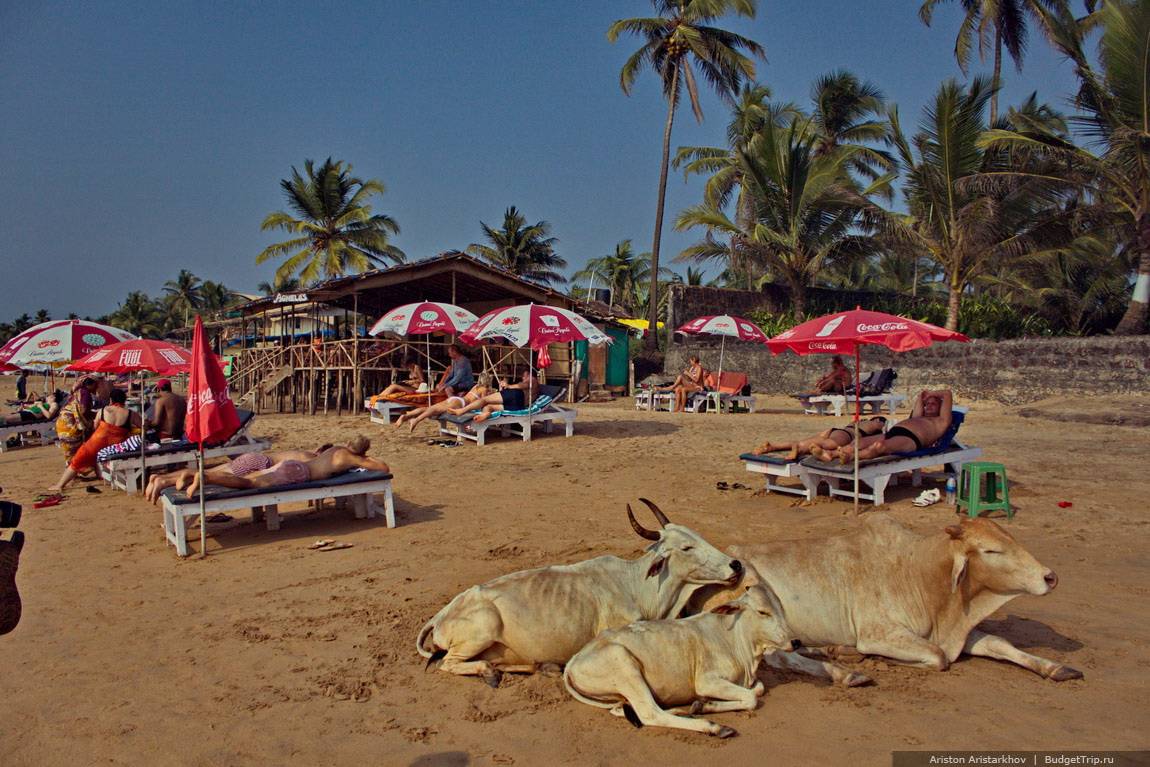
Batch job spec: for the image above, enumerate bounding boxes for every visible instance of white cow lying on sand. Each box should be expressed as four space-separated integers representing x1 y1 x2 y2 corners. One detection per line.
417 499 744 687
696 516 1083 685
564 584 799 738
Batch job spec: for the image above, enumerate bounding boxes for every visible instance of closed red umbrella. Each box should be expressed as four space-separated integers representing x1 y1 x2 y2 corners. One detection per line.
767 308 970 513
185 316 241 555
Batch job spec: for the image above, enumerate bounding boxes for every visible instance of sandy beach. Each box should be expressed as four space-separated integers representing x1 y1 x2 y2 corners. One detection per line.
2 389 1148 766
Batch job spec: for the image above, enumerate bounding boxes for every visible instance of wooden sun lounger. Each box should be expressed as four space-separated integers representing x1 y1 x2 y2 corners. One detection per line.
798 442 983 506
437 385 574 446
798 392 906 417
159 469 395 557
740 453 816 500
0 419 56 452
368 400 412 425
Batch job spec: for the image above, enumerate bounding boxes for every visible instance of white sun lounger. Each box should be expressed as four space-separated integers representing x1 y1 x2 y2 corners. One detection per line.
159 469 395 557
368 399 412 425
0 419 56 452
438 385 574 446
798 392 906 417
740 453 817 500
98 409 267 494
634 389 673 411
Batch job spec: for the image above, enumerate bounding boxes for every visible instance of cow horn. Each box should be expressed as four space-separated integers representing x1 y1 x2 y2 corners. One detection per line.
627 504 660 541
639 498 671 528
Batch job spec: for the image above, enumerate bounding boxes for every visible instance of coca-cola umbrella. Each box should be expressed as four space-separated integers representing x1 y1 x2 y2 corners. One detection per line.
0 320 137 370
676 315 769 391
459 303 611 380
767 307 969 513
185 316 241 556
368 301 479 402
67 338 204 489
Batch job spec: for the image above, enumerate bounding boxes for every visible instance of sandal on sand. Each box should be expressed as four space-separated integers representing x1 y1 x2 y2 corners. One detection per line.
716 481 730 491
913 489 942 507
316 542 353 552
33 495 64 509
205 513 232 524
85 486 102 495
307 539 335 550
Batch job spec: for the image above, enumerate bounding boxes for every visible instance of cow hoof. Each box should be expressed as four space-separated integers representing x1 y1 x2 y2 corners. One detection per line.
483 669 503 688
842 672 873 688
538 663 562 678
689 700 705 716
715 726 738 739
1049 665 1084 682
751 681 766 697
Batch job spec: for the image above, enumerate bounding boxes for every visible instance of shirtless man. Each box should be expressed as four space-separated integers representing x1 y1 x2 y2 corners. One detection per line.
448 369 538 423
145 442 334 503
810 389 953 464
752 416 888 460
183 436 389 499
148 379 186 440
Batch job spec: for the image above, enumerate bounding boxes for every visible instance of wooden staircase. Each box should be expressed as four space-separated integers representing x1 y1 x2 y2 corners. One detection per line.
236 364 294 409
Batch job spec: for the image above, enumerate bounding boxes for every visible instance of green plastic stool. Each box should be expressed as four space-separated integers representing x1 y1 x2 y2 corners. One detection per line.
957 462 1012 519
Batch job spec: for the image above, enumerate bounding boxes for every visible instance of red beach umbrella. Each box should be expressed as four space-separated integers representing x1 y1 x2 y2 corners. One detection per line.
0 320 136 370
65 338 198 375
459 303 611 380
677 314 769 388
766 308 970 513
369 302 479 403
185 316 241 555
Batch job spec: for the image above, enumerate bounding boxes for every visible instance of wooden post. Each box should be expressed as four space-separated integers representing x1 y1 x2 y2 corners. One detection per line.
353 292 361 411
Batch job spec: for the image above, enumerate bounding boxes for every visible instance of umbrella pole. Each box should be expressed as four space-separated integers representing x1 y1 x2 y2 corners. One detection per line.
198 443 207 557
717 336 725 414
426 336 432 405
853 346 861 516
139 372 146 493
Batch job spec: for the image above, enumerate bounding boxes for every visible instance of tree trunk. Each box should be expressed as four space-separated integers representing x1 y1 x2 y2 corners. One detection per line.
1115 211 1150 334
644 66 680 351
790 276 807 320
946 281 961 331
990 27 1002 125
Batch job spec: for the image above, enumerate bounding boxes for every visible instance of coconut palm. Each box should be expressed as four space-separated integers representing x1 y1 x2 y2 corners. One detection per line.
919 0 1071 123
976 0 1150 333
108 292 164 337
467 206 567 286
162 269 202 328
809 71 896 186
257 275 303 295
200 281 237 314
609 0 765 349
677 117 889 318
572 240 669 313
257 158 404 286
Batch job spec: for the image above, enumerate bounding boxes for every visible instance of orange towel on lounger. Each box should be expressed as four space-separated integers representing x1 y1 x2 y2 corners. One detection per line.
369 391 447 408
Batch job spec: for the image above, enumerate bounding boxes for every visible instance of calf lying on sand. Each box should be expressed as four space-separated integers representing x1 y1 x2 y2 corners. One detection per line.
417 499 743 687
564 585 798 738
694 516 1083 685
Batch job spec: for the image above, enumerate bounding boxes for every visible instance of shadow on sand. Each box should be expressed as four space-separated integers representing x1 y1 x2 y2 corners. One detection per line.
977 615 1084 653
410 753 470 767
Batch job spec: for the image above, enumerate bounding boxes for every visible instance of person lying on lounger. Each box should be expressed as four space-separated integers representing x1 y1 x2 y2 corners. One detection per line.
374 358 426 399
751 416 888 460
3 391 65 426
446 369 538 423
810 389 953 464
145 441 345 503
394 382 491 433
182 436 389 499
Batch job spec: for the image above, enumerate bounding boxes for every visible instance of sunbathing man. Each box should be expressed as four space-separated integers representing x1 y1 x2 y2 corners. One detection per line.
395 382 491 433
182 436 389 499
447 368 538 423
145 442 336 503
810 389 954 464
147 379 186 440
752 416 888 460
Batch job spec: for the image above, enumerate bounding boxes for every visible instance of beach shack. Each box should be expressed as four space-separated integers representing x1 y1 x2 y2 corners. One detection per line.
228 252 627 414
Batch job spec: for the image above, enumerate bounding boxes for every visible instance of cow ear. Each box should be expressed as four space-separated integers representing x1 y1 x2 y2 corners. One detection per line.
945 524 964 540
710 602 742 615
950 552 968 594
646 556 667 579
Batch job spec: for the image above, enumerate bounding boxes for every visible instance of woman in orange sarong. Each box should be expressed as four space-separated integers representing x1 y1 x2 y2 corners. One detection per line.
48 389 141 494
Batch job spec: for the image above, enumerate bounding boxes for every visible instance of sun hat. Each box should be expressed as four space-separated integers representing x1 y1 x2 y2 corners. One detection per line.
416 382 430 393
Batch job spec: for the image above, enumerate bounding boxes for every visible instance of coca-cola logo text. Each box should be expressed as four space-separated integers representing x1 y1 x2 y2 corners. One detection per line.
857 322 909 333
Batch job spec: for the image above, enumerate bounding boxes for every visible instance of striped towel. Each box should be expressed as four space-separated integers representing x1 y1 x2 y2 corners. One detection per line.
97 435 146 462
487 395 554 420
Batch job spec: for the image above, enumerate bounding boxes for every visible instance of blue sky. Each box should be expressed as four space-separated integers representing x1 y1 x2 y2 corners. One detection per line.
0 1 1082 319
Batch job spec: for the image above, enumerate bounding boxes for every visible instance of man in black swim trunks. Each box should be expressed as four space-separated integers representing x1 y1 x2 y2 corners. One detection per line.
811 389 953 464
447 368 538 423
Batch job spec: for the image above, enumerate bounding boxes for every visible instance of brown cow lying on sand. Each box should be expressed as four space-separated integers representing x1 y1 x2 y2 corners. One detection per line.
694 516 1083 685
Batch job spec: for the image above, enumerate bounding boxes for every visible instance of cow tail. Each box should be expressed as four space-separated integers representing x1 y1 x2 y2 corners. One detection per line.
415 587 473 659
562 663 617 711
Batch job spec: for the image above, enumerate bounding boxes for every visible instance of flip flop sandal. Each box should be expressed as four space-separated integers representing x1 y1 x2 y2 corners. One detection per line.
307 539 335 550
205 513 232 523
316 542 353 552
716 481 731 491
33 495 64 509
913 489 942 507
85 486 102 495
732 483 749 490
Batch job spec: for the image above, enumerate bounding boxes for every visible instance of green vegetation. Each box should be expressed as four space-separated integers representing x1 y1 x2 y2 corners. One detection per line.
467 207 568 287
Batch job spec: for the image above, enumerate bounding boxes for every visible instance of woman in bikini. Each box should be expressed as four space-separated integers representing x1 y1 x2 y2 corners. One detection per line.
659 356 708 413
373 358 426 400
447 369 538 423
4 391 65 426
752 416 888 460
395 382 491 433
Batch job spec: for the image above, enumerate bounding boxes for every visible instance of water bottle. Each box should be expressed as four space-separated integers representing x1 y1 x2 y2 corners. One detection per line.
945 476 957 505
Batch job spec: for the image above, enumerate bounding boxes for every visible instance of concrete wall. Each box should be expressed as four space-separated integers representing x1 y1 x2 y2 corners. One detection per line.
664 335 1150 405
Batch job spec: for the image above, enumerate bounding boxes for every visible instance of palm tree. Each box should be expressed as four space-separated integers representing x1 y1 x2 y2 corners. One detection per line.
808 71 896 186
34 309 50 324
257 275 303 295
677 117 888 317
467 206 567 286
257 158 404 285
886 79 1069 329
162 269 202 328
609 0 765 349
919 0 1071 123
572 240 667 313
108 292 163 337
977 0 1150 333
200 281 237 314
